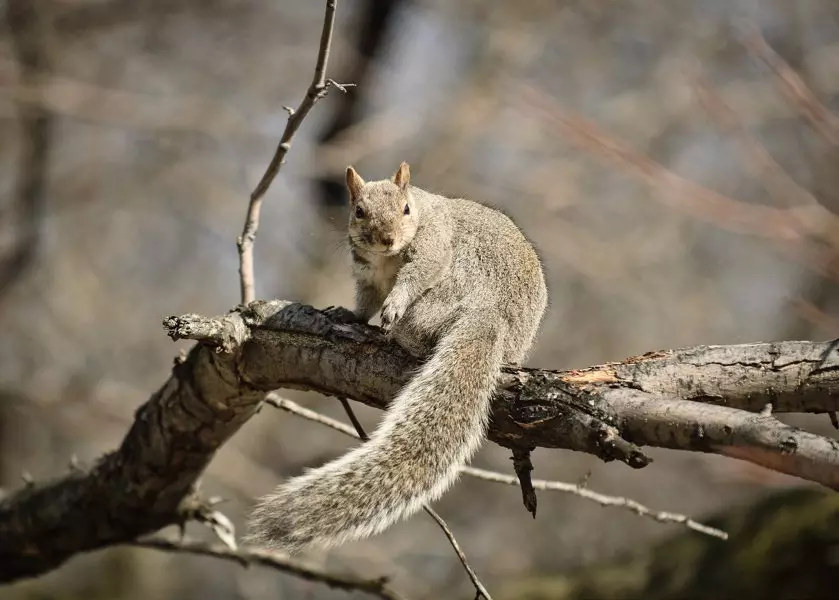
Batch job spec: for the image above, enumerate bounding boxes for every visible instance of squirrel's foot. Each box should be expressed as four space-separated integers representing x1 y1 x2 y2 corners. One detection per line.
381 288 409 332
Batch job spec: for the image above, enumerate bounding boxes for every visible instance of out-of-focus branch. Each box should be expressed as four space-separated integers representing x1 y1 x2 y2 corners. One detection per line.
518 85 811 241
134 537 407 600
692 71 839 246
743 27 839 150
518 83 839 281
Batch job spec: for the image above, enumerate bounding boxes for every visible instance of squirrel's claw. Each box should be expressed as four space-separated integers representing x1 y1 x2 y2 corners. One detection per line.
381 288 409 332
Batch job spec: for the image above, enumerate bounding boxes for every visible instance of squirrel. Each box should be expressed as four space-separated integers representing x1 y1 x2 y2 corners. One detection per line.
246 162 548 552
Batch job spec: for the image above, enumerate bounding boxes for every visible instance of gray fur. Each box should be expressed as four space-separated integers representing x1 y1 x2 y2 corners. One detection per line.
246 162 547 552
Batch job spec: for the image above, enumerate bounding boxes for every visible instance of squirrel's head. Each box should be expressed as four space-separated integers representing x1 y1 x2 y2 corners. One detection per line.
345 162 418 256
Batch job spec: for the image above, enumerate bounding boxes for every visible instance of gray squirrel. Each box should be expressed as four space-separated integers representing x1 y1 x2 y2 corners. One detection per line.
247 162 548 552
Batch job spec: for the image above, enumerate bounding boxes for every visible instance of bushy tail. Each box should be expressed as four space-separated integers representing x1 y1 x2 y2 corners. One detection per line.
246 311 505 552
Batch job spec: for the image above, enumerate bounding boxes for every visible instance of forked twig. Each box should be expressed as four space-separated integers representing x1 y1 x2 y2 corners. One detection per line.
237 0 348 304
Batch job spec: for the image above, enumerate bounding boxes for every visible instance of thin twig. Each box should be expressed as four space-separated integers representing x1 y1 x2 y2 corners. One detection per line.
334 396 494 600
237 0 344 304
268 393 728 540
133 537 406 600
421 505 493 600
459 467 728 540
265 394 359 438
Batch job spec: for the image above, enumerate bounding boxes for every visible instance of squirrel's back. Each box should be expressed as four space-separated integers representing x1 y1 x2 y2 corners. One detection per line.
394 189 546 362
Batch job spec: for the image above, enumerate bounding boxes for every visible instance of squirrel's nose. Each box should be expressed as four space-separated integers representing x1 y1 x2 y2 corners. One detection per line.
380 235 395 247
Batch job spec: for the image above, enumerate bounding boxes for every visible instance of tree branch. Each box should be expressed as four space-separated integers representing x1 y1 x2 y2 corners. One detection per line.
0 336 264 582
237 0 346 304
742 26 839 150
2 300 837 583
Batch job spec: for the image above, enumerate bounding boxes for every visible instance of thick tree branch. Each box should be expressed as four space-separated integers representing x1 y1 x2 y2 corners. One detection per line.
0 339 264 582
2 300 838 583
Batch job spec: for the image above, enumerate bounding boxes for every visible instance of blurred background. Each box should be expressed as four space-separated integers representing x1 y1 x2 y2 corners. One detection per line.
2 0 839 598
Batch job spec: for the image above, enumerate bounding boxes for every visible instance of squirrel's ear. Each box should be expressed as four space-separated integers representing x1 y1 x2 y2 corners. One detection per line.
393 162 410 191
346 166 365 200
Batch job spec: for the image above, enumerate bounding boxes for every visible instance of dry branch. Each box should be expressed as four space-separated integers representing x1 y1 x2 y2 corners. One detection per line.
2 300 838 583
0 337 263 582
237 0 346 304
134 537 406 600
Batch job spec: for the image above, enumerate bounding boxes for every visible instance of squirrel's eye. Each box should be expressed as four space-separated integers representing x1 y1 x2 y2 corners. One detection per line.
354 205 365 219
403 204 410 215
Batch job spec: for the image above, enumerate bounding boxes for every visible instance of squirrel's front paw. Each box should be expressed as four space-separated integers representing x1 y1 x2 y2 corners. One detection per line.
380 290 409 332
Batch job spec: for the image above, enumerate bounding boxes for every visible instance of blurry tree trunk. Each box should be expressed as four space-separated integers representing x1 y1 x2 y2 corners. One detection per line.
1 0 52 300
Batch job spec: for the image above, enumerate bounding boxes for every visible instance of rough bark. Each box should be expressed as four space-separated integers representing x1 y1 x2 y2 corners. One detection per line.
1 300 838 583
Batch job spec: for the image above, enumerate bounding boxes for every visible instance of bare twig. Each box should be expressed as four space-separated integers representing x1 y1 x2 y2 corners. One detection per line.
459 467 728 540
265 393 358 438
421 506 493 600
269 393 728 540
335 396 494 600
133 537 406 600
237 0 344 304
